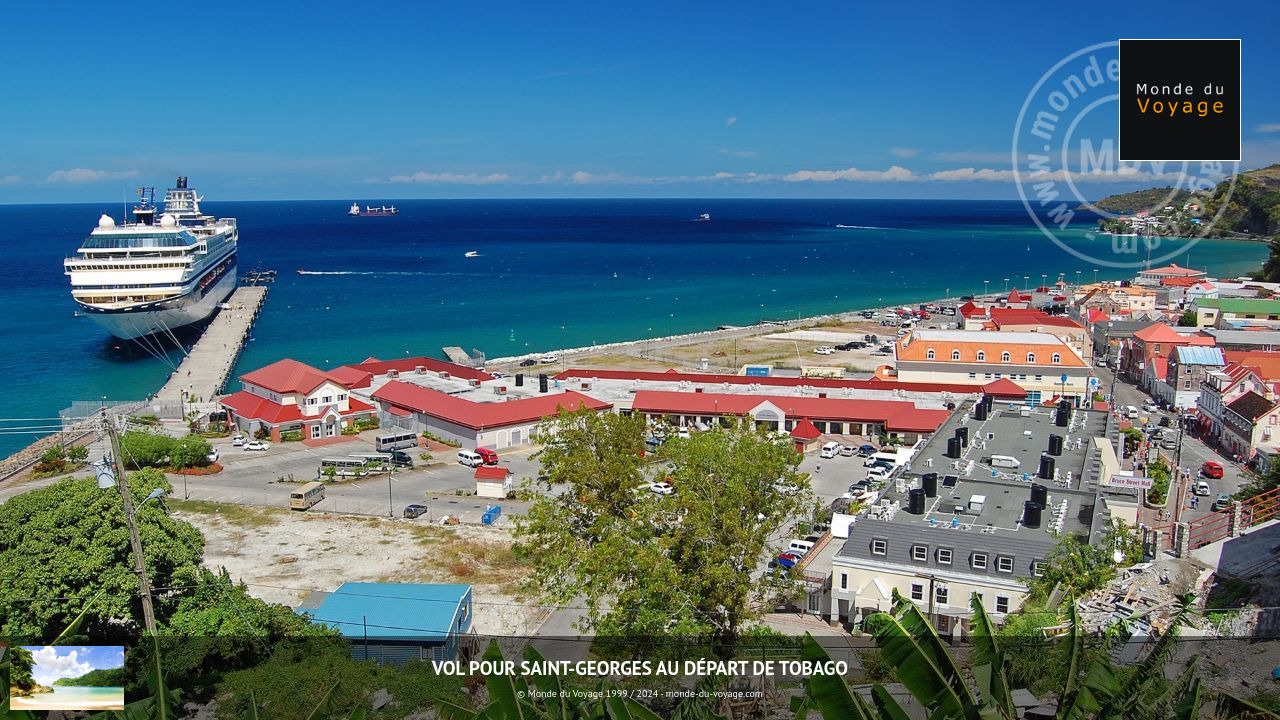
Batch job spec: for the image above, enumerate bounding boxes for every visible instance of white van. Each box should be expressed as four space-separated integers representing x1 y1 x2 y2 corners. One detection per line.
1125 406 1140 419
989 455 1021 468
788 538 816 556
820 441 841 459
457 450 485 468
867 466 890 481
865 452 899 468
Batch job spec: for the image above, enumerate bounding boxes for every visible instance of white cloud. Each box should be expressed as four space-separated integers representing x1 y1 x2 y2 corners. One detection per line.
888 147 921 159
718 148 759 158
0 174 20 185
387 171 511 185
725 116 737 127
1255 123 1280 133
30 647 92 686
784 165 918 182
45 168 138 184
929 167 1018 182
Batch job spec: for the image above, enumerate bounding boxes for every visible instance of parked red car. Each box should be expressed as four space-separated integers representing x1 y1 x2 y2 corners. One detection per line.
1201 461 1224 479
476 447 499 465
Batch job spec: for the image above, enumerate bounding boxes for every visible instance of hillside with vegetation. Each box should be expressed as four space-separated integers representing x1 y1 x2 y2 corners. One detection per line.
1085 186 1191 214
1087 164 1280 239
54 666 126 687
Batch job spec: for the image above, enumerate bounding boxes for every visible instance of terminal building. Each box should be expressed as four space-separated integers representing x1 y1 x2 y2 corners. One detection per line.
220 359 377 441
824 395 1136 634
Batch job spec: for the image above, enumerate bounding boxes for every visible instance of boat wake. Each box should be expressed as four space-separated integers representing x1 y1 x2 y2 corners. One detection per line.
835 224 892 230
297 270 431 276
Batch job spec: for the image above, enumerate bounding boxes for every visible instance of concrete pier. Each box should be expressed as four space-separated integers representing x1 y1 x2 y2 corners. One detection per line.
156 286 268 404
442 346 474 366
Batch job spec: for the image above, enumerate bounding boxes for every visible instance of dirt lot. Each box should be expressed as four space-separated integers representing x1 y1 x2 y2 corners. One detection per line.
172 500 546 636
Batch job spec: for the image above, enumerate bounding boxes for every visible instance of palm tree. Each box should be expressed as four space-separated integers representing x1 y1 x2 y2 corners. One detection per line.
797 593 1280 720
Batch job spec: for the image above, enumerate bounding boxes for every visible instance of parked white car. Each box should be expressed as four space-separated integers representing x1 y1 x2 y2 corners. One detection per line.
243 440 270 451
813 346 834 355
539 354 559 363
207 448 220 464
231 435 246 447
1193 481 1212 496
649 481 675 495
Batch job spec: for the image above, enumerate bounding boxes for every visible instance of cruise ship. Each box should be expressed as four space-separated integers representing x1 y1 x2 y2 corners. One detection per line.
64 177 238 340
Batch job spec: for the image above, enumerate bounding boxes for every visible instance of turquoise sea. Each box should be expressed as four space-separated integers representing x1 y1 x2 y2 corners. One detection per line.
0 199 1267 458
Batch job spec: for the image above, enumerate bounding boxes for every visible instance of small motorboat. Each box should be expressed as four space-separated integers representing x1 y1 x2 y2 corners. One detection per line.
464 251 480 258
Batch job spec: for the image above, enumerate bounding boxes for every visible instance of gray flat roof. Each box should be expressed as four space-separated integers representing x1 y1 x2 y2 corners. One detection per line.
835 397 1113 578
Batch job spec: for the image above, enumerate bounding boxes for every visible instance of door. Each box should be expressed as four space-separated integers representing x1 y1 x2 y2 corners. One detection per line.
325 420 336 437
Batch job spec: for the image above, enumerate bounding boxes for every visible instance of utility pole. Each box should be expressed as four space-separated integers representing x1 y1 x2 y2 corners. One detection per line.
102 409 158 634
1172 409 1188 524
387 462 395 518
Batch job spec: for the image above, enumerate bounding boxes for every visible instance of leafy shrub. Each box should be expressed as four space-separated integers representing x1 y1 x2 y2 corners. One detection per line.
280 430 303 442
120 431 176 468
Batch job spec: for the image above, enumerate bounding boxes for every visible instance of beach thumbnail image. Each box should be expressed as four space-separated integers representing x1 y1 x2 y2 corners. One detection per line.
7 645 125 711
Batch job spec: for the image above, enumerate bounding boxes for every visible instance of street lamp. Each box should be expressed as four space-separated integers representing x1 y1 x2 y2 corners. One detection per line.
1003 278 1010 294
983 280 990 297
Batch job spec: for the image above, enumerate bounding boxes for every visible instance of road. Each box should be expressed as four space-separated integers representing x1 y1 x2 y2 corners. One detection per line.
1095 365 1251 528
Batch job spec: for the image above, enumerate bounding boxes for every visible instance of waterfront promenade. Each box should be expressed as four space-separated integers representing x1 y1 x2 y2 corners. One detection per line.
156 286 268 405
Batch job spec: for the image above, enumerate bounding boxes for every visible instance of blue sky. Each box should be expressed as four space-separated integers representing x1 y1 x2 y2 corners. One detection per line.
22 646 125 685
0 1 1276 202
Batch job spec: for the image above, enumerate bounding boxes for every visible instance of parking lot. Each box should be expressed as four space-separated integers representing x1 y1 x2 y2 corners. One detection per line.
182 433 542 521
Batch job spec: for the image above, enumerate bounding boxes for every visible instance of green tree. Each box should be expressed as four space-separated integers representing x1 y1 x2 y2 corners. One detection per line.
1028 520 1140 601
119 431 177 468
66 444 89 464
0 469 204 640
170 434 213 469
7 645 35 691
1177 310 1197 327
1261 236 1280 283
516 410 812 658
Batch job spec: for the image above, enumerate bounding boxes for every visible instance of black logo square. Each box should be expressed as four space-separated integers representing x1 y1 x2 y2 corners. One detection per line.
1119 39 1240 162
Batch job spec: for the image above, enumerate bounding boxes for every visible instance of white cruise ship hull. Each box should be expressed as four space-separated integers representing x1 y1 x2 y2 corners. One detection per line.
80 265 238 340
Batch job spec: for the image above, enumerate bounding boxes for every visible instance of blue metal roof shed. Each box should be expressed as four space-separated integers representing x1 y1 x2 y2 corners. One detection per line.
298 582 473 665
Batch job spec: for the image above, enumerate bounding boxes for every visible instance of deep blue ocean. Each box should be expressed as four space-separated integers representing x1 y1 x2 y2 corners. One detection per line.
0 198 1267 457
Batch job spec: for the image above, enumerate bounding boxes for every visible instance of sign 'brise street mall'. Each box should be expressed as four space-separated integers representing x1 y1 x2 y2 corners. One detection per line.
1119 39 1241 162
1107 474 1156 490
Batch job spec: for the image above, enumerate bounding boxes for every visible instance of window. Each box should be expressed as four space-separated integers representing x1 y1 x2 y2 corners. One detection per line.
935 585 949 606
1032 561 1046 577
1035 374 1043 381
952 350 961 361
911 545 928 562
306 397 318 405
871 539 887 556
937 548 953 565
321 395 333 404
1052 353 1061 364
840 573 848 590
1027 352 1036 363
969 372 977 379
977 350 986 361
1001 351 1011 363
994 373 1002 379
996 556 1014 573
995 596 1010 613
971 552 988 569
926 348 936 360
984 373 992 379
910 583 924 601
807 592 822 612
337 393 347 401
310 424 321 439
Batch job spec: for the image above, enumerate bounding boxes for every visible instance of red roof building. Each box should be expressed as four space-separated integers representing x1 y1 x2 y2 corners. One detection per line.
341 356 493 384
789 418 822 441
1121 322 1214 382
370 380 612 449
222 358 377 442
630 390 950 441
551 368 984 395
